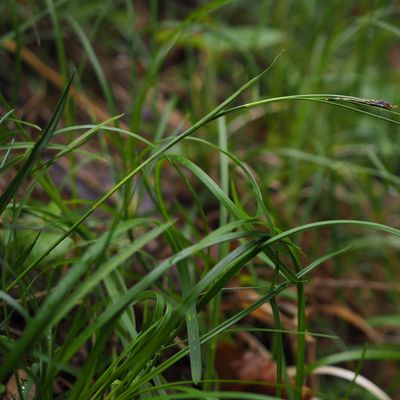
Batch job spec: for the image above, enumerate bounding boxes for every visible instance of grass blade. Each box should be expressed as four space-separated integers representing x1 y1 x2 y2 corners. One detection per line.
13 54 283 291
0 72 74 216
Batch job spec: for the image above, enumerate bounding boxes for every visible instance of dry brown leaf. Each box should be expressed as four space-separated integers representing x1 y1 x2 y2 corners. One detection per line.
5 370 36 400
215 340 314 399
307 304 383 343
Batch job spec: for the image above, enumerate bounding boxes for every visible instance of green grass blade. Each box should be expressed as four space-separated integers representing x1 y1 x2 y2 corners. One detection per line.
214 93 400 126
130 390 276 400
154 161 202 384
306 346 400 373
51 220 175 327
54 124 154 147
298 245 352 278
0 218 169 381
14 55 282 291
58 227 259 364
0 108 16 124
45 114 124 166
128 282 291 396
65 14 116 114
0 72 74 216
166 154 248 220
0 290 29 321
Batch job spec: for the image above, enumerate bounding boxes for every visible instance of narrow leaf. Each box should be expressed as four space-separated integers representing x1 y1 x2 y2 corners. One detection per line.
0 72 74 215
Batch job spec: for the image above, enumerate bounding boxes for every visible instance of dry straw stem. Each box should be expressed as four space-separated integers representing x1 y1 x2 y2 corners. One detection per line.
1 38 188 130
1 38 188 201
311 366 391 400
2 38 110 122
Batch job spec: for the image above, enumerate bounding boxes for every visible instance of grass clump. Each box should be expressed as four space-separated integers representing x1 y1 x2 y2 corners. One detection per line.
1 1 400 399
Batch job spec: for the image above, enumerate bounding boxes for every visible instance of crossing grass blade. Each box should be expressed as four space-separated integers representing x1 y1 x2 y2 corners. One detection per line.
10 52 283 292
154 161 202 384
305 346 400 373
65 13 116 114
0 219 173 381
56 226 259 365
2 3 400 395
213 93 400 125
125 218 400 396
0 72 74 216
